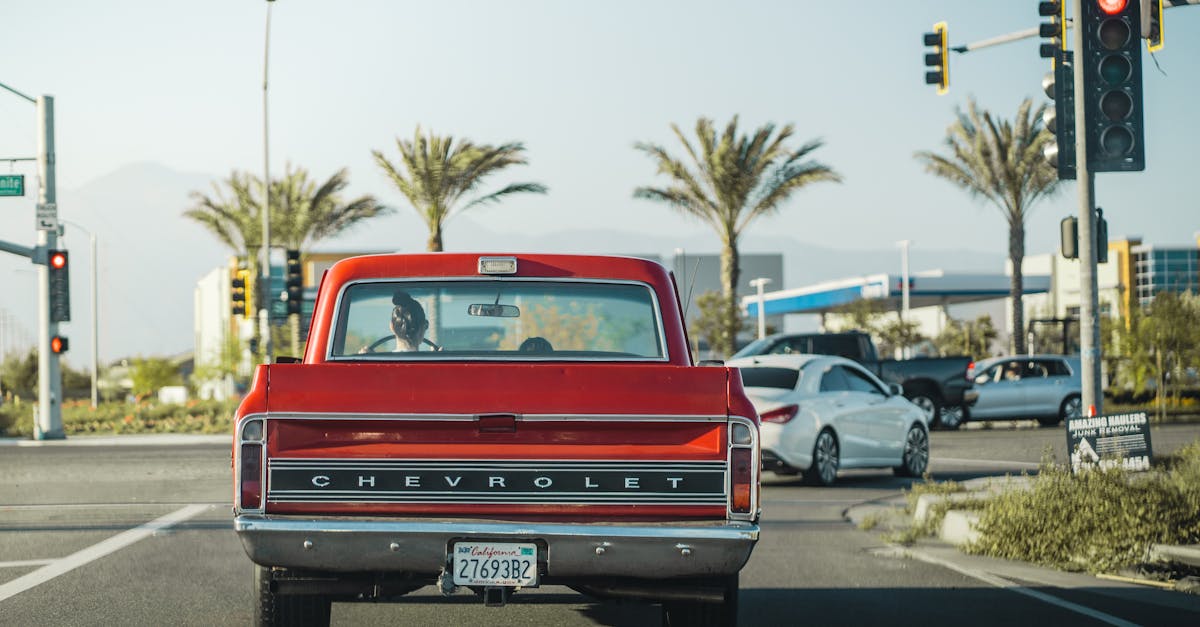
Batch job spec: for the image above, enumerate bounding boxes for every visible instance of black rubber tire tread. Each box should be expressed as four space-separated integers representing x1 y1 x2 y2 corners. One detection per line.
255 566 332 627
661 575 738 627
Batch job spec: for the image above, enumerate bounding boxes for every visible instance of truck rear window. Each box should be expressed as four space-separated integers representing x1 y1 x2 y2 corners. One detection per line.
329 279 666 360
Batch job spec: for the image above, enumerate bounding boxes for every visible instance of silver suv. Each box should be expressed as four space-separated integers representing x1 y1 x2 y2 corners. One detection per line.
967 355 1082 426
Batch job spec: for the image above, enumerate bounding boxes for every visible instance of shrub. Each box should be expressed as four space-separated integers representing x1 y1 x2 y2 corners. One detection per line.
2 399 239 438
966 444 1200 573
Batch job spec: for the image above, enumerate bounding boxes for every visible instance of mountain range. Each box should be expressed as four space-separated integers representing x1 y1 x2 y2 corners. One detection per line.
0 162 1005 364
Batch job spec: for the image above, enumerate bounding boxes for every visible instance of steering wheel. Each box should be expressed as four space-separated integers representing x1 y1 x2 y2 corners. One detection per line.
364 335 441 353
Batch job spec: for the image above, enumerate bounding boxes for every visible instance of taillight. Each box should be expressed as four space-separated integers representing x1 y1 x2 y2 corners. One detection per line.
760 404 799 424
966 361 975 381
239 418 265 511
240 443 262 509
730 448 753 514
728 418 757 517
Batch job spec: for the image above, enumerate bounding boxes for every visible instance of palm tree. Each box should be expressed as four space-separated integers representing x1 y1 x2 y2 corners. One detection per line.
270 164 389 250
372 127 548 252
185 167 387 261
914 97 1059 355
634 116 841 356
185 167 387 355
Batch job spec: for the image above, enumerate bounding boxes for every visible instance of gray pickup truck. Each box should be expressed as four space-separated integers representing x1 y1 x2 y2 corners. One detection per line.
732 331 976 429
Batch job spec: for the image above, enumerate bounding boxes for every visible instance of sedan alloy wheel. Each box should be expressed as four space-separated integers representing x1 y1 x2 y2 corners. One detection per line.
894 426 929 477
806 430 839 486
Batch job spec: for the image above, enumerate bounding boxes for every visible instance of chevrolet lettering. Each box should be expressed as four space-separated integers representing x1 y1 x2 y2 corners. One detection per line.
233 253 760 626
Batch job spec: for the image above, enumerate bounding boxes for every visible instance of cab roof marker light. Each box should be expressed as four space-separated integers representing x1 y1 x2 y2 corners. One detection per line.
478 256 518 275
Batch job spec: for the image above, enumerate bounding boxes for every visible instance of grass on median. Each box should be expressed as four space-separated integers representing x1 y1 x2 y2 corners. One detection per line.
0 398 239 438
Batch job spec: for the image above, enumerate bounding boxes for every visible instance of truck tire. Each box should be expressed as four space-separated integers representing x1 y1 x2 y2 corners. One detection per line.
662 575 738 626
255 566 331 627
906 392 940 426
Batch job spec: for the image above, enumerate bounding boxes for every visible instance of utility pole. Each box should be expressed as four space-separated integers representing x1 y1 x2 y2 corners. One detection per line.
1071 0 1101 417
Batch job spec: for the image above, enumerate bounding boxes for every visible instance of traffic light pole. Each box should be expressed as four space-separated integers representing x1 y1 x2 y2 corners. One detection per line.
36 95 64 438
1071 0 1102 417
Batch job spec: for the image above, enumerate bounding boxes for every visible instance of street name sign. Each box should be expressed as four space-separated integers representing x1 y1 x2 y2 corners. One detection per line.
0 174 24 197
1066 411 1153 473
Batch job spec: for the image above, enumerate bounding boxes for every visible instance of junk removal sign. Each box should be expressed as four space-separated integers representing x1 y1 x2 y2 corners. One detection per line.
1066 411 1153 473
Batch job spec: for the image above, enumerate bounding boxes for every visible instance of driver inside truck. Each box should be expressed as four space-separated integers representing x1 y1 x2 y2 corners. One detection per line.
389 291 431 351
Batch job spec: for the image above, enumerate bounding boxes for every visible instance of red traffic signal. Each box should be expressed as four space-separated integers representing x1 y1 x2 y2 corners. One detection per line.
49 250 67 270
1097 0 1127 16
50 335 69 354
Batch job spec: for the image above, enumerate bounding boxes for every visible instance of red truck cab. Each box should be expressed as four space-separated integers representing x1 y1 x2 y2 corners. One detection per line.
233 253 760 626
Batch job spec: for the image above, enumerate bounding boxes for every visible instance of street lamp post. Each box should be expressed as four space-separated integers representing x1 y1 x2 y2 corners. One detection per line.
259 0 276 364
60 219 98 409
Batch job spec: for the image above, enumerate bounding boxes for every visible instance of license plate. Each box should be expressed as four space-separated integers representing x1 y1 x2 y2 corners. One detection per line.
451 542 538 587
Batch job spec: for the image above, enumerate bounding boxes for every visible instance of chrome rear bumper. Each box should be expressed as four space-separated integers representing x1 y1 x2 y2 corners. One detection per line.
235 515 758 579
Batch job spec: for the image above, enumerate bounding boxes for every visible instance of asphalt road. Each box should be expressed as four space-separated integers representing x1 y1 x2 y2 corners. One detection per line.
2 424 1199 626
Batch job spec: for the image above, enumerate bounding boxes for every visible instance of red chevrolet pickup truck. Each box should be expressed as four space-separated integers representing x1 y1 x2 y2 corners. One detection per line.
233 253 760 626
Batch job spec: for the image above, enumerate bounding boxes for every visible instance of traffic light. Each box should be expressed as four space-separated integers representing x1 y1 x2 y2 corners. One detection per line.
284 249 302 316
1142 0 1163 52
1061 216 1079 259
1059 209 1108 261
923 22 949 95
1042 54 1077 180
47 249 71 323
1080 0 1145 172
231 270 248 317
1038 1 1067 61
50 335 68 354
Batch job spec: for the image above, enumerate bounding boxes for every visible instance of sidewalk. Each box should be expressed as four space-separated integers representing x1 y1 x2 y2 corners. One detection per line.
844 475 1200 597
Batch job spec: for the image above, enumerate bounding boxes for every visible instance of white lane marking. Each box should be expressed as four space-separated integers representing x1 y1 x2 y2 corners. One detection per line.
0 560 56 569
935 457 1041 470
0 504 210 602
899 547 1142 627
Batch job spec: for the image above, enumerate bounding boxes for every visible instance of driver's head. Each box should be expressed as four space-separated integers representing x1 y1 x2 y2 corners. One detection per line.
390 291 428 344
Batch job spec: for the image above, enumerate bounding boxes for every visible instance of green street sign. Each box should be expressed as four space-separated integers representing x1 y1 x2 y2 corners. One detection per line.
0 175 24 197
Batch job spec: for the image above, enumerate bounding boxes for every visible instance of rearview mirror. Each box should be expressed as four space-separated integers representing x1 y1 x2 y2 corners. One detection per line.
468 303 520 318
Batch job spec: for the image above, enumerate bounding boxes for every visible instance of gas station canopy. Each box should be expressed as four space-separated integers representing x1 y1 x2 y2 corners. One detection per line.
741 271 1050 317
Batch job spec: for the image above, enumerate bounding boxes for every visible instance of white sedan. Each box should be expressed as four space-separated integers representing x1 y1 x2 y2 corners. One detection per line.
728 354 931 486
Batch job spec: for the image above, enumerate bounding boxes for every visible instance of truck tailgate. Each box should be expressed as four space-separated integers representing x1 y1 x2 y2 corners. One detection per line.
250 363 739 519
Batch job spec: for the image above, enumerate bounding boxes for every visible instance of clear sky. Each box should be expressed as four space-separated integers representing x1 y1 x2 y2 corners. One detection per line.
1 1 1197 361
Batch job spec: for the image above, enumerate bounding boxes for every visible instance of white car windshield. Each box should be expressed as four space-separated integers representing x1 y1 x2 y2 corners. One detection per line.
329 279 665 360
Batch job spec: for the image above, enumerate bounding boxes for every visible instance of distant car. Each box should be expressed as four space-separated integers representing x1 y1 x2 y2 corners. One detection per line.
731 331 974 430
966 355 1082 426
728 354 930 486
